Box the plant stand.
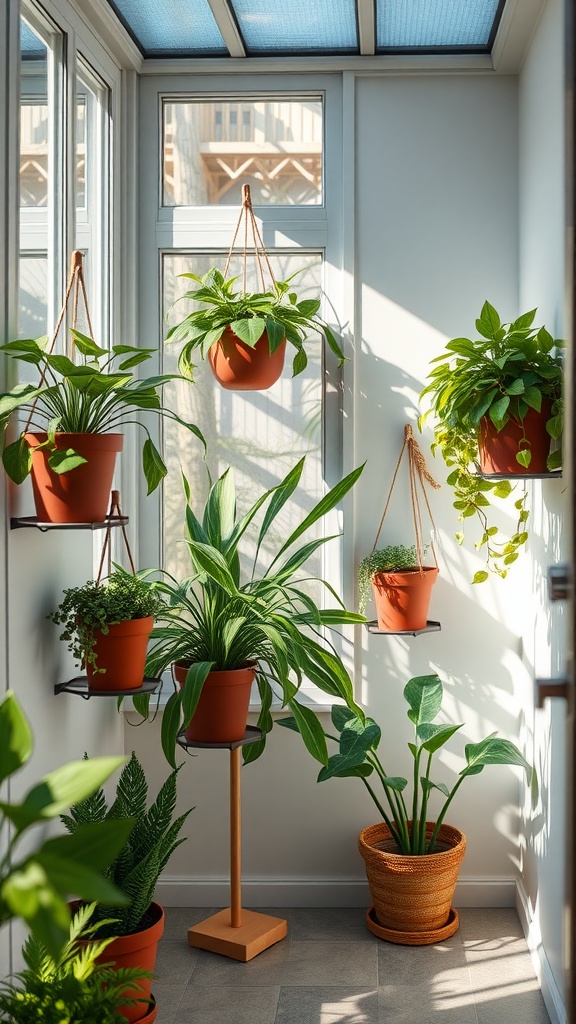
[178,726,287,961]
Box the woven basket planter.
[358,822,466,943]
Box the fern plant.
[0,902,153,1024]
[61,753,192,937]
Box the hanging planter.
[174,660,257,744]
[358,425,441,633]
[478,403,554,476]
[208,327,287,391]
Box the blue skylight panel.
[20,23,47,57]
[377,0,502,50]
[230,0,358,54]
[107,0,228,56]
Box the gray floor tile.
[190,940,379,988]
[281,907,374,942]
[458,907,524,943]
[153,983,186,1024]
[378,935,467,986]
[379,982,479,1023]
[163,906,220,940]
[474,987,550,1024]
[277,985,379,1023]
[174,984,280,1024]
[154,938,199,984]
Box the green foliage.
[278,673,532,855]
[420,301,563,580]
[166,268,346,379]
[0,330,205,493]
[357,544,423,613]
[0,691,133,957]
[139,457,367,769]
[0,902,154,1024]
[50,566,165,672]
[61,752,192,936]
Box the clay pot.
[478,404,553,475]
[371,566,438,632]
[86,616,154,692]
[358,822,466,944]
[96,902,163,1023]
[208,328,286,390]
[174,661,257,743]
[25,432,122,523]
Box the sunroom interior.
[0,0,572,1022]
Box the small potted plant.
[50,568,165,691]
[0,903,155,1024]
[165,267,346,391]
[420,300,563,581]
[279,673,531,945]
[63,752,192,1024]
[357,543,437,632]
[0,329,204,522]
[139,456,366,768]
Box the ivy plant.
[357,544,422,613]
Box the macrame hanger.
[371,424,441,571]
[223,184,276,293]
[24,250,94,432]
[96,491,136,585]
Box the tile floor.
[153,906,550,1024]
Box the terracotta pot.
[478,404,553,475]
[175,660,257,743]
[86,616,154,692]
[25,432,122,523]
[208,328,286,390]
[371,566,438,632]
[358,822,466,943]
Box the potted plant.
[0,690,134,957]
[279,673,531,945]
[62,752,192,1024]
[50,567,165,691]
[420,300,563,581]
[0,329,204,522]
[165,268,346,390]
[357,543,437,631]
[0,903,155,1024]
[138,456,366,768]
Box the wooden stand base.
[188,908,287,962]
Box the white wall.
[516,0,568,1019]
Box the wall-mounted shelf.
[365,620,441,637]
[54,675,161,699]
[11,515,129,532]
[478,472,562,481]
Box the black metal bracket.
[54,675,161,699]
[11,515,129,532]
[365,620,441,637]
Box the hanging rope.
[96,490,136,585]
[223,183,276,293]
[24,250,93,432]
[372,424,441,572]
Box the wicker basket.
[358,822,466,937]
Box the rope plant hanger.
[224,182,277,295]
[358,424,441,631]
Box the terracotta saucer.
[366,905,459,945]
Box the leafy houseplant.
[279,673,531,941]
[139,456,366,769]
[357,544,436,632]
[62,752,191,1024]
[0,903,154,1024]
[0,329,204,520]
[50,568,165,689]
[0,690,133,957]
[420,301,563,582]
[165,268,346,386]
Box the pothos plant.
[165,268,346,379]
[420,301,563,582]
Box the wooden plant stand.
[179,726,287,962]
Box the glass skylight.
[377,0,502,51]
[106,0,227,56]
[20,22,47,57]
[229,0,358,54]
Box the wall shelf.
[365,620,441,637]
[54,675,161,699]
[11,515,129,531]
[477,472,562,481]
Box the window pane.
[377,0,500,50]
[163,98,323,206]
[20,23,48,209]
[161,252,324,585]
[230,0,358,54]
[106,0,227,56]
[19,255,48,338]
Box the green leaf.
[493,480,512,498]
[1,863,71,958]
[536,326,554,352]
[0,691,33,784]
[472,570,489,584]
[202,467,236,547]
[264,317,285,351]
[547,449,562,471]
[478,300,501,336]
[229,317,266,346]
[276,463,364,559]
[2,435,32,484]
[489,395,510,426]
[161,690,183,770]
[0,756,126,830]
[417,722,463,753]
[70,329,108,357]
[506,379,525,395]
[276,715,299,733]
[288,700,328,765]
[546,415,563,440]
[523,386,542,412]
[515,449,532,469]
[143,438,167,495]
[421,778,450,798]
[186,541,240,595]
[404,675,442,726]
[181,661,214,732]
[462,736,531,777]
[47,447,88,475]
[511,308,537,331]
[292,347,308,376]
[381,776,408,792]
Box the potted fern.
[279,673,532,945]
[50,568,165,691]
[357,544,437,632]
[166,268,346,391]
[63,753,191,1024]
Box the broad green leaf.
[0,691,33,784]
[381,776,408,792]
[70,328,108,357]
[506,379,525,395]
[143,438,167,495]
[489,395,510,426]
[288,700,328,765]
[404,675,443,726]
[1,863,70,958]
[421,778,450,798]
[2,435,32,484]
[161,690,184,770]
[536,326,554,352]
[181,661,214,731]
[417,722,463,753]
[479,300,501,335]
[511,309,537,331]
[493,479,512,498]
[0,756,126,830]
[229,317,265,346]
[292,347,307,376]
[276,715,299,733]
[331,705,358,733]
[48,447,88,475]
[546,415,563,440]
[515,449,532,469]
[202,467,236,546]
[39,818,135,873]
[186,541,240,595]
[255,458,305,561]
[462,736,531,778]
[264,317,285,351]
[472,570,489,584]
[547,449,562,471]
[340,719,381,759]
[0,383,45,419]
[523,386,542,412]
[318,750,367,781]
